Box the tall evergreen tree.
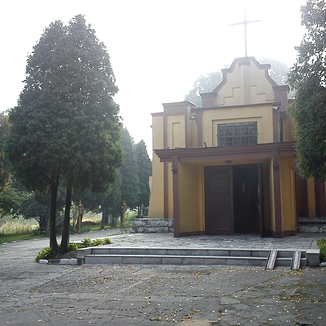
[5,15,122,253]
[120,128,139,210]
[288,0,326,181]
[0,114,10,193]
[135,140,151,217]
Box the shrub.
[68,242,78,251]
[79,237,112,247]
[102,238,112,245]
[35,247,55,261]
[35,237,112,261]
[80,238,92,248]
[317,238,326,262]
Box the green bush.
[79,237,112,247]
[80,238,92,248]
[68,242,78,251]
[93,238,111,246]
[35,237,112,261]
[35,247,56,261]
[317,238,326,262]
[102,238,112,245]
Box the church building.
[147,56,326,238]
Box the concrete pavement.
[1,230,326,325]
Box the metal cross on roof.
[229,9,261,57]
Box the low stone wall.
[130,218,174,233]
[299,218,326,233]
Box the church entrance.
[205,164,262,235]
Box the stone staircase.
[77,247,314,270]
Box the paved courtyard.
[1,230,326,325]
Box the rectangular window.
[217,122,257,147]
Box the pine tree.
[135,140,151,217]
[5,15,122,253]
[288,0,326,181]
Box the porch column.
[272,150,283,237]
[196,110,203,148]
[163,162,169,218]
[171,156,180,237]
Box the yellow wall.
[178,163,203,233]
[215,61,275,106]
[189,118,198,148]
[148,114,164,218]
[280,157,297,232]
[201,105,273,147]
[167,114,185,148]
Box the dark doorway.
[205,164,261,235]
[233,165,260,234]
[204,166,233,234]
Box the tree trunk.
[39,214,48,234]
[101,203,108,229]
[61,178,72,254]
[49,171,60,253]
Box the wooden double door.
[204,164,263,236]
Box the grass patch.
[0,232,44,244]
[0,217,38,235]
[0,217,42,244]
[317,238,326,262]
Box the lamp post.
[121,200,127,224]
[77,201,84,234]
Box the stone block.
[306,249,320,267]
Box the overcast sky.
[1,0,306,155]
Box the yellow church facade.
[147,57,325,237]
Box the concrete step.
[83,254,268,266]
[77,247,308,268]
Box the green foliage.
[0,114,11,193]
[5,15,122,253]
[0,216,38,235]
[0,233,43,245]
[35,247,56,261]
[288,0,326,181]
[78,237,111,248]
[288,0,326,90]
[35,237,112,260]
[120,210,136,232]
[120,128,140,209]
[80,237,92,247]
[67,242,78,251]
[134,140,151,217]
[288,79,326,181]
[0,179,26,218]
[93,237,111,245]
[317,238,326,262]
[185,58,291,107]
[184,71,223,107]
[259,57,289,86]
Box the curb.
[38,258,78,265]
